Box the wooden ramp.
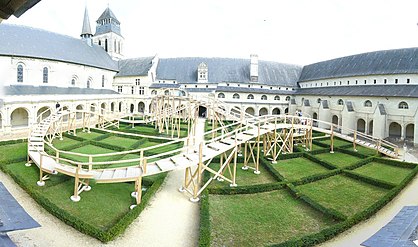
[26,97,399,204]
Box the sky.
[6,0,418,65]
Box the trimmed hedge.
[343,170,396,190]
[334,147,369,159]
[343,156,374,171]
[198,190,211,247]
[292,169,342,186]
[208,182,286,195]
[303,153,338,170]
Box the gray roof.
[4,85,118,95]
[216,86,295,95]
[156,57,302,87]
[296,85,418,98]
[95,7,121,36]
[149,83,180,89]
[185,87,214,93]
[116,57,154,77]
[0,24,118,71]
[299,47,418,82]
[81,7,92,36]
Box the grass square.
[352,146,377,156]
[271,157,330,181]
[100,136,140,149]
[52,137,82,149]
[318,138,351,147]
[0,142,27,163]
[297,175,388,218]
[352,162,413,184]
[208,162,277,188]
[64,144,118,163]
[209,190,335,247]
[315,152,361,168]
[74,131,104,140]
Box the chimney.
[250,54,258,82]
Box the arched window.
[337,99,344,105]
[247,94,254,100]
[43,67,48,83]
[261,95,267,100]
[232,93,240,99]
[218,93,225,99]
[151,90,157,95]
[17,64,23,82]
[71,78,76,86]
[105,39,108,52]
[364,100,372,107]
[317,98,321,103]
[285,96,290,101]
[98,40,101,46]
[274,95,280,101]
[87,79,91,89]
[102,75,105,88]
[399,101,409,109]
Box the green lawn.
[271,157,330,181]
[297,175,388,218]
[74,131,104,140]
[351,146,377,156]
[52,137,82,149]
[100,136,140,149]
[209,190,335,247]
[315,152,361,168]
[318,138,351,147]
[0,142,27,163]
[208,162,277,188]
[63,144,118,163]
[352,162,413,185]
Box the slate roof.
[81,7,92,36]
[299,47,418,82]
[4,85,118,95]
[216,86,295,95]
[296,85,418,98]
[156,57,302,87]
[116,57,154,77]
[148,83,180,89]
[95,7,121,36]
[0,24,118,71]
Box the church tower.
[80,7,93,46]
[92,7,124,60]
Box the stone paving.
[362,206,418,247]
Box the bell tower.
[92,7,124,60]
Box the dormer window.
[197,62,208,83]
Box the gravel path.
[6,118,206,247]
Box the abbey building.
[0,6,417,145]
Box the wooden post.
[55,150,60,163]
[353,130,357,151]
[255,121,261,174]
[330,125,334,153]
[135,176,142,205]
[71,165,81,202]
[37,154,45,186]
[88,155,92,171]
[273,117,277,163]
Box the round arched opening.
[11,108,29,128]
[245,107,255,116]
[37,106,51,123]
[138,102,145,113]
[406,124,414,141]
[357,119,366,133]
[389,122,401,138]
[272,108,280,115]
[259,107,268,116]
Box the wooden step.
[155,159,176,171]
[170,156,192,167]
[99,169,115,180]
[112,169,127,179]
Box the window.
[355,80,358,84]
[233,93,240,99]
[117,86,122,93]
[399,101,409,109]
[261,95,267,100]
[247,94,254,100]
[317,98,321,103]
[248,85,251,88]
[17,64,23,82]
[43,67,48,83]
[364,80,367,84]
[347,81,349,85]
[102,75,105,87]
[384,79,387,84]
[285,96,290,101]
[71,78,76,86]
[218,93,225,99]
[373,79,376,84]
[139,86,145,95]
[274,95,280,101]
[151,90,157,95]
[337,99,344,105]
[87,79,91,88]
[364,100,372,107]
[395,79,398,84]
[270,87,273,90]
[131,86,134,94]
[407,79,410,84]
